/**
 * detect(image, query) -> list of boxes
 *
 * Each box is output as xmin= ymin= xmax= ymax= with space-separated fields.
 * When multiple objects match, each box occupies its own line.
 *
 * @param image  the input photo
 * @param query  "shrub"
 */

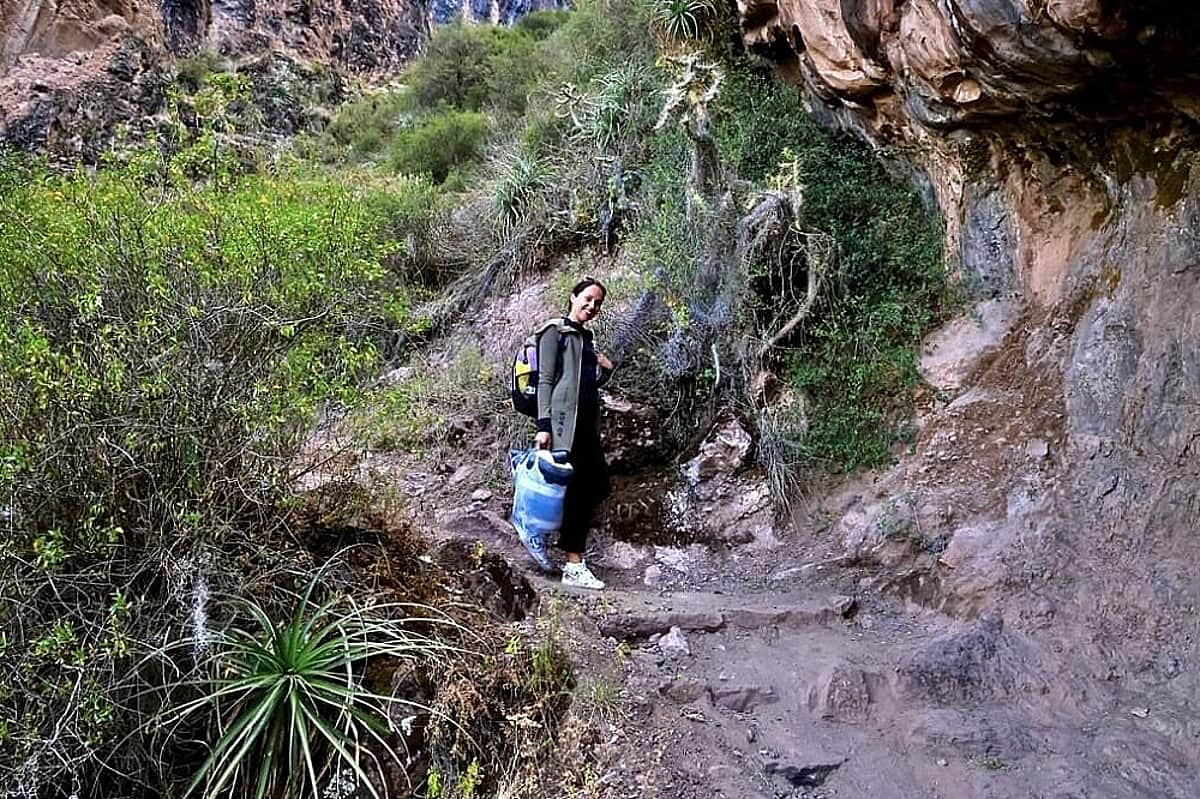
xmin=775 ymin=126 xmax=947 ymax=471
xmin=315 ymin=91 xmax=410 ymax=161
xmin=545 ymin=0 xmax=659 ymax=85
xmin=620 ymin=57 xmax=948 ymax=473
xmin=402 ymin=23 xmax=543 ymax=116
xmin=175 ymin=50 xmax=232 ymax=94
xmin=514 ymin=9 xmax=570 ymax=39
xmin=0 ymin=152 xmax=437 ymax=796
xmin=389 ymin=109 xmax=491 ymax=184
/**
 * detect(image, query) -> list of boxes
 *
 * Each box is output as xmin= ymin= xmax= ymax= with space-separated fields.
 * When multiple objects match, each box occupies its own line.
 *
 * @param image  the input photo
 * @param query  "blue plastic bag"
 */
xmin=510 ymin=448 xmax=573 ymax=571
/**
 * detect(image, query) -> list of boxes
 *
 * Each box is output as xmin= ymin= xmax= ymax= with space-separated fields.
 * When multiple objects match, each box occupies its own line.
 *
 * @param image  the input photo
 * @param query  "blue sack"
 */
xmin=510 ymin=448 xmax=573 ymax=572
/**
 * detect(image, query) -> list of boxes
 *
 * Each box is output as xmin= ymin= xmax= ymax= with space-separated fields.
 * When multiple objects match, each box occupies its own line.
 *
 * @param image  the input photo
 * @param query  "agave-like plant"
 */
xmin=162 ymin=581 xmax=467 ymax=799
xmin=651 ymin=0 xmax=718 ymax=43
xmin=554 ymin=66 xmax=652 ymax=154
xmin=489 ymin=152 xmax=552 ymax=236
xmin=588 ymin=66 xmax=651 ymax=152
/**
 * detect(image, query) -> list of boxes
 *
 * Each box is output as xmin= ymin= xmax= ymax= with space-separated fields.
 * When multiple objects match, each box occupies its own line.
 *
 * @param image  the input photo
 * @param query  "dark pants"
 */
xmin=557 ymin=407 xmax=610 ymax=555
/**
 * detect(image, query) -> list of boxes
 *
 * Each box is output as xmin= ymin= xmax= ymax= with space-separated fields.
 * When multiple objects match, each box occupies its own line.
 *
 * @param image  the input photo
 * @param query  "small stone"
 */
xmin=659 ymin=676 xmax=706 ymax=703
xmin=1130 ymin=707 xmax=1150 ymax=718
xmin=605 ymin=540 xmax=644 ymax=570
xmin=470 ymin=488 xmax=492 ymax=502
xmin=937 ymin=758 xmax=949 ymax=767
xmin=770 ymin=566 xmax=806 ymax=583
xmin=381 ymin=365 xmax=415 ymax=385
xmin=828 ymin=594 xmax=857 ymax=617
xmin=643 ymin=564 xmax=664 ymax=587
xmin=658 ymin=626 xmax=691 ymax=658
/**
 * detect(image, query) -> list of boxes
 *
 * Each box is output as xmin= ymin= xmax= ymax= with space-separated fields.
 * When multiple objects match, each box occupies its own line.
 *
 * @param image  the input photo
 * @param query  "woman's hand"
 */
xmin=596 ymin=351 xmax=614 ymax=371
xmin=535 ymin=431 xmax=552 ymax=450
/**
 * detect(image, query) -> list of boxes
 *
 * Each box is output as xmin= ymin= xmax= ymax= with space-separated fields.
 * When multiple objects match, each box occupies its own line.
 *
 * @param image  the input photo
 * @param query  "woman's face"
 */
xmin=569 ymin=284 xmax=605 ymax=324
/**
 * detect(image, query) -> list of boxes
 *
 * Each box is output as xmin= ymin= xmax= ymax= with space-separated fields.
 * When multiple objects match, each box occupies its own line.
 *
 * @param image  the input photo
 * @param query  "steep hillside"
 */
xmin=0 ymin=0 xmax=429 ymax=160
xmin=0 ymin=0 xmax=428 ymax=70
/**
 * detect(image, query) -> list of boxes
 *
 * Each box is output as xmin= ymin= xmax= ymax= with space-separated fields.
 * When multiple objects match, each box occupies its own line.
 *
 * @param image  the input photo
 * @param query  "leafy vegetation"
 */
xmin=389 ymin=109 xmax=492 ymax=185
xmin=649 ymin=0 xmax=720 ymax=43
xmin=402 ymin=22 xmax=547 ymax=115
xmin=164 ymin=583 xmax=464 ymax=799
xmin=0 ymin=140 xmax=440 ymax=792
xmin=778 ymin=130 xmax=946 ymax=470
xmin=623 ymin=59 xmax=949 ymax=472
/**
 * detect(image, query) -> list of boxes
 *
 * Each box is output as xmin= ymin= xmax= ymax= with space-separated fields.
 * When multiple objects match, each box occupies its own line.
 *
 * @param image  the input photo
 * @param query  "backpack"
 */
xmin=510 ymin=320 xmax=562 ymax=417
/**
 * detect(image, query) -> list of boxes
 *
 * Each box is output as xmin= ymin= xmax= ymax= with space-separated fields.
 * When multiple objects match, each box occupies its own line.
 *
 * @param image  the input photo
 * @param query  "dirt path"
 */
xmin=431 ymin=498 xmax=1197 ymax=799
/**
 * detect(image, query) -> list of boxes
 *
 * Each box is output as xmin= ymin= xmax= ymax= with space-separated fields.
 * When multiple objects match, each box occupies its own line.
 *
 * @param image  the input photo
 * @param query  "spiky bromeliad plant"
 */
xmin=650 ymin=0 xmax=718 ymax=43
xmin=163 ymin=582 xmax=466 ymax=799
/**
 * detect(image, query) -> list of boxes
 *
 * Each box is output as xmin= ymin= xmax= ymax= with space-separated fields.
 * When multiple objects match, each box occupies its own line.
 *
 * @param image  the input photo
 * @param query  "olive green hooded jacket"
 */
xmin=535 ymin=318 xmax=613 ymax=454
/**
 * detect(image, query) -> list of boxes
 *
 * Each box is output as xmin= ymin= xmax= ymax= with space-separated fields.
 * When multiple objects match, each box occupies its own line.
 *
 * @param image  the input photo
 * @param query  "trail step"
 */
xmin=597 ymin=591 xmax=857 ymax=640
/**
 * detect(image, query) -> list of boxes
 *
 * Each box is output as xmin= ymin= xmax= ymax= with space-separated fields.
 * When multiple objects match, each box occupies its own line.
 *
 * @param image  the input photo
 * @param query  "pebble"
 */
xmin=658 ymin=626 xmax=691 ymax=658
xmin=643 ymin=564 xmax=664 ymax=586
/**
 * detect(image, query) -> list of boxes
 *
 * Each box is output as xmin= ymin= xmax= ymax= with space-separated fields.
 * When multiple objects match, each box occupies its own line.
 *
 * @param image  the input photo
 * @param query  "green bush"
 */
xmin=623 ymin=58 xmax=948 ymax=472
xmin=314 ymin=90 xmax=409 ymax=160
xmin=544 ymin=0 xmax=659 ymax=85
xmin=174 ymin=50 xmax=231 ymax=94
xmin=514 ymin=9 xmax=570 ymax=40
xmin=0 ymin=151 xmax=439 ymax=796
xmin=402 ymin=23 xmax=542 ymax=115
xmin=777 ymin=126 xmax=947 ymax=471
xmin=716 ymin=65 xmax=818 ymax=183
xmin=389 ymin=109 xmax=491 ymax=184
xmin=713 ymin=64 xmax=947 ymax=472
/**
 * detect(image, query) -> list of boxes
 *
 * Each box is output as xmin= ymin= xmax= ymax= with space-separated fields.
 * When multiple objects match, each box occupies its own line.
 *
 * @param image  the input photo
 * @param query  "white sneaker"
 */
xmin=561 ymin=561 xmax=606 ymax=590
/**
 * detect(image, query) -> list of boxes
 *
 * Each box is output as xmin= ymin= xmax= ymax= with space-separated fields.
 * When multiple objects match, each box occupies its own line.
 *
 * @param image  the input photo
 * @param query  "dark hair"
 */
xmin=570 ymin=275 xmax=607 ymax=300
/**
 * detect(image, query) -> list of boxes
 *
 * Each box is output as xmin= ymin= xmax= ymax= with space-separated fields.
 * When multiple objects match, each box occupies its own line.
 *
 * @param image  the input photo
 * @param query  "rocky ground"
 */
xmin=296 ymin=273 xmax=1199 ymax=799
xmin=425 ymin=494 xmax=1195 ymax=799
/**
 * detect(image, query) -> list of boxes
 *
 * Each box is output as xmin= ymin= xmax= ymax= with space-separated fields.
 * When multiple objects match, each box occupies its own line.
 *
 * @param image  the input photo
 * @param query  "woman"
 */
xmin=534 ymin=277 xmax=614 ymax=590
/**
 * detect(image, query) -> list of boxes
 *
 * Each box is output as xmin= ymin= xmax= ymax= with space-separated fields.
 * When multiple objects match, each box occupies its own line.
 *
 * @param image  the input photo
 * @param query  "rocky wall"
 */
xmin=741 ymin=0 xmax=1200 ymax=697
xmin=0 ymin=0 xmax=430 ymax=160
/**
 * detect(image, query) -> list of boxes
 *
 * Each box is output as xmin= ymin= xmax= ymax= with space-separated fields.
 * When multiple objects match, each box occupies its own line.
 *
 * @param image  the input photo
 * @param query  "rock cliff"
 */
xmin=427 ymin=0 xmax=568 ymax=26
xmin=0 ymin=0 xmax=429 ymax=160
xmin=741 ymin=2 xmax=1200 ymax=792
xmin=0 ymin=0 xmax=428 ymax=72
